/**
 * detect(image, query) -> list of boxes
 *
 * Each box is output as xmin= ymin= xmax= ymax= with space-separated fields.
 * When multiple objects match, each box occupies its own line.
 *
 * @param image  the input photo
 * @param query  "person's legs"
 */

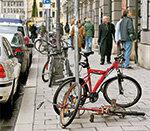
xmin=85 ymin=36 xmax=89 ymax=51
xmin=117 ymin=41 xmax=121 ymax=56
xmin=89 ymin=37 xmax=93 ymax=51
xmin=100 ymin=54 xmax=105 ymax=65
xmin=107 ymin=55 xmax=111 ymax=63
xmin=123 ymin=41 xmax=132 ymax=68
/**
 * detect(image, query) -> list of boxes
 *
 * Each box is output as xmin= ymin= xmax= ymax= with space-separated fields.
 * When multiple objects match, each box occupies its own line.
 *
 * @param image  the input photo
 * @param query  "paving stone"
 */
xmin=34 ymin=124 xmax=57 ymax=130
xmin=71 ymin=127 xmax=97 ymax=131
xmin=122 ymin=126 xmax=148 ymax=131
xmin=96 ymin=126 xmax=123 ymax=131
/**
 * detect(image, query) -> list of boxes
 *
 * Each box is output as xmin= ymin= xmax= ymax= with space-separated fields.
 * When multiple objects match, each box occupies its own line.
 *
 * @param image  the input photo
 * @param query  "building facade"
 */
xmin=0 ymin=0 xmax=26 ymax=20
xmin=62 ymin=0 xmax=150 ymax=69
xmin=139 ymin=0 xmax=150 ymax=69
xmin=26 ymin=0 xmax=56 ymax=29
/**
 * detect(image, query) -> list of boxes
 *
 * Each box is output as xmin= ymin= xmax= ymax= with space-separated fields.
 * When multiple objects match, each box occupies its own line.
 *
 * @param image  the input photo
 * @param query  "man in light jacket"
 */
xmin=115 ymin=18 xmax=122 ymax=55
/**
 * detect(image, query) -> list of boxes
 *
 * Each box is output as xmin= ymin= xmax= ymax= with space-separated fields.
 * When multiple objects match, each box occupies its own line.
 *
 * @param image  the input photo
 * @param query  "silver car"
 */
xmin=0 ymin=24 xmax=31 ymax=75
xmin=0 ymin=35 xmax=21 ymax=118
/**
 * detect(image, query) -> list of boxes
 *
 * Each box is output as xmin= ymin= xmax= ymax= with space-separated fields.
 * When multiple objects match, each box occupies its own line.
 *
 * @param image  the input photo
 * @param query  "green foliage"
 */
xmin=32 ymin=0 xmax=38 ymax=17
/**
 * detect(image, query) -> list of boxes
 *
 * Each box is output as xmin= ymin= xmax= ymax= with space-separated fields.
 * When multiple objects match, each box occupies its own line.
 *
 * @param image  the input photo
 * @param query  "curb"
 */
xmin=14 ymin=53 xmax=39 ymax=131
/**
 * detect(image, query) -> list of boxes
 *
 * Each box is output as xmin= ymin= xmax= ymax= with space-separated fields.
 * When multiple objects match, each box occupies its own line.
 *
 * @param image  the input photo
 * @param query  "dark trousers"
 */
xmin=101 ymin=55 xmax=111 ymax=63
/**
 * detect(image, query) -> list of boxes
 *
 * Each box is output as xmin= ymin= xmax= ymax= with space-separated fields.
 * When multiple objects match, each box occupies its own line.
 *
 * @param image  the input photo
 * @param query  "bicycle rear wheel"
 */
xmin=103 ymin=76 xmax=142 ymax=108
xmin=42 ymin=60 xmax=50 ymax=82
xmin=34 ymin=39 xmax=48 ymax=55
xmin=60 ymin=83 xmax=81 ymax=128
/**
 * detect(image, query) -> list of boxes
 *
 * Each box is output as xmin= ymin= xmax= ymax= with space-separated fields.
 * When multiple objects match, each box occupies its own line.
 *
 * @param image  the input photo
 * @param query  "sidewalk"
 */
xmin=14 ymin=49 xmax=150 ymax=131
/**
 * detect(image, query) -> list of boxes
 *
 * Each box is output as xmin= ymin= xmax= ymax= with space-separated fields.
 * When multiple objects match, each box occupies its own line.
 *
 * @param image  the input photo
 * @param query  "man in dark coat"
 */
xmin=98 ymin=16 xmax=115 ymax=65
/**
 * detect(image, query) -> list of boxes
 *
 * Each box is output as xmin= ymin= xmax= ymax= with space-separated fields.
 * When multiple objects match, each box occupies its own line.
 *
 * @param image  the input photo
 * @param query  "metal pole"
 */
xmin=135 ymin=0 xmax=138 ymax=64
xmin=46 ymin=9 xmax=50 ymax=41
xmin=74 ymin=0 xmax=80 ymax=118
xmin=56 ymin=0 xmax=61 ymax=51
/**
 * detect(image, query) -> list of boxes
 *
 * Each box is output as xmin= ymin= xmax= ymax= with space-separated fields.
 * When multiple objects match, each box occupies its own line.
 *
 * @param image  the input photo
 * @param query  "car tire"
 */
xmin=2 ymin=80 xmax=15 ymax=119
xmin=3 ymin=94 xmax=14 ymax=119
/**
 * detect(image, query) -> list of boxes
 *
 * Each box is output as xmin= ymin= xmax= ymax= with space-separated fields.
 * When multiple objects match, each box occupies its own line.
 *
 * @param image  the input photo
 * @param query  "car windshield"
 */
xmin=11 ymin=33 xmax=23 ymax=46
xmin=0 ymin=25 xmax=24 ymax=36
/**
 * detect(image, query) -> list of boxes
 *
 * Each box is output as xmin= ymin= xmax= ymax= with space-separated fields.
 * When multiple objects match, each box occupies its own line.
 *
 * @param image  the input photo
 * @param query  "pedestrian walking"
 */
xmin=40 ymin=23 xmax=47 ymax=37
xmin=98 ymin=16 xmax=115 ymax=65
xmin=70 ymin=18 xmax=75 ymax=48
xmin=120 ymin=10 xmax=135 ymax=69
xmin=115 ymin=17 xmax=123 ymax=55
xmin=70 ymin=19 xmax=86 ymax=61
xmin=64 ymin=22 xmax=70 ymax=34
xmin=84 ymin=18 xmax=94 ymax=52
xmin=78 ymin=20 xmax=86 ymax=59
xmin=29 ymin=24 xmax=37 ymax=42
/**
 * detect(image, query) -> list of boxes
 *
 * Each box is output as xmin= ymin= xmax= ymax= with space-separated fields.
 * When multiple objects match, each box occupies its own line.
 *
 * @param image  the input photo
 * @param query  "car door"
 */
xmin=2 ymin=37 xmax=21 ymax=93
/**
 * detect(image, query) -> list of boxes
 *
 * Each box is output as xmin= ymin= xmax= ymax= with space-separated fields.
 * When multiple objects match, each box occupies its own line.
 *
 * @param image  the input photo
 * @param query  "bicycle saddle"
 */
xmin=82 ymin=51 xmax=94 ymax=57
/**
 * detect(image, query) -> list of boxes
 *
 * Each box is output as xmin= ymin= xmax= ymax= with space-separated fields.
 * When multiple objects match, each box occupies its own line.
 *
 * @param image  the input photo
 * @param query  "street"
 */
xmin=0 ymin=76 xmax=27 ymax=131
xmin=12 ymin=49 xmax=150 ymax=131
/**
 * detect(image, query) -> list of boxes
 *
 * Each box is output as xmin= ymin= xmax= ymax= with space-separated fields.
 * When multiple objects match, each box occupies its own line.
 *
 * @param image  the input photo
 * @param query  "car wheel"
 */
xmin=2 ymin=80 xmax=15 ymax=119
xmin=3 ymin=94 xmax=14 ymax=119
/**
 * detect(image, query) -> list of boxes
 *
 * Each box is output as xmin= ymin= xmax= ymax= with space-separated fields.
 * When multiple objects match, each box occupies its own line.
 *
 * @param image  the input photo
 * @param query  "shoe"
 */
xmin=107 ymin=61 xmax=112 ymax=64
xmin=100 ymin=62 xmax=104 ymax=65
xmin=125 ymin=66 xmax=133 ymax=69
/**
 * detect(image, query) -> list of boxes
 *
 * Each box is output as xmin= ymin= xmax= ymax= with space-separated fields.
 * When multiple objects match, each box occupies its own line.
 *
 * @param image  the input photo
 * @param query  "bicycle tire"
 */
xmin=42 ymin=60 xmax=50 ymax=82
xmin=34 ymin=39 xmax=47 ymax=55
xmin=60 ymin=82 xmax=81 ymax=128
xmin=110 ymin=110 xmax=145 ymax=116
xmin=49 ymin=56 xmax=54 ymax=87
xmin=53 ymin=77 xmax=88 ymax=115
xmin=103 ymin=75 xmax=142 ymax=108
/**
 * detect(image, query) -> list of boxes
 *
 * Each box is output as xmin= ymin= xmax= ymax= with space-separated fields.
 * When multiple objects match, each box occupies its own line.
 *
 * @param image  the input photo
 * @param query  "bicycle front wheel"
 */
xmin=34 ymin=39 xmax=48 ymax=55
xmin=53 ymin=77 xmax=88 ymax=115
xmin=60 ymin=83 xmax=81 ymax=128
xmin=49 ymin=56 xmax=54 ymax=87
xmin=103 ymin=76 xmax=142 ymax=108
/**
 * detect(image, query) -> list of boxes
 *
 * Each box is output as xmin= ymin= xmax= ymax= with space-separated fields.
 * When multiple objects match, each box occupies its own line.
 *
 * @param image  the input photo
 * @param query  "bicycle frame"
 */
xmin=82 ymin=60 xmax=120 ymax=93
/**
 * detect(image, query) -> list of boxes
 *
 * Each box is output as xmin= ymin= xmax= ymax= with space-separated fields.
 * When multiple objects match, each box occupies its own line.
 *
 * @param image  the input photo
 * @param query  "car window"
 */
xmin=2 ymin=37 xmax=14 ymax=58
xmin=11 ymin=33 xmax=23 ymax=46
xmin=17 ymin=26 xmax=25 ymax=36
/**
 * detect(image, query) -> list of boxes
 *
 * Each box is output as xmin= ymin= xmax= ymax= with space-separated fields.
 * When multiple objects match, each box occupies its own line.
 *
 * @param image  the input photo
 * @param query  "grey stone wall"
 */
xmin=138 ymin=0 xmax=150 ymax=69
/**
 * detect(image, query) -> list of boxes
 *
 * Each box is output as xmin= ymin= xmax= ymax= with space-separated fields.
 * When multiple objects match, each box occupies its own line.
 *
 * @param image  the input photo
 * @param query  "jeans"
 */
xmin=85 ymin=36 xmax=93 ymax=51
xmin=123 ymin=40 xmax=132 ymax=68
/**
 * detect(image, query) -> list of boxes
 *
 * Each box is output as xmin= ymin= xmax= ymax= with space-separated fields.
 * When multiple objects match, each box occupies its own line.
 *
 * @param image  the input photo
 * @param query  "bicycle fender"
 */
xmin=55 ymin=76 xmax=75 ymax=83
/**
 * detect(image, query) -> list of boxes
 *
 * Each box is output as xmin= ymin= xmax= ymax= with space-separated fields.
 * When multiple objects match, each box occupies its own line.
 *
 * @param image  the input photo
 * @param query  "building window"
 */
xmin=11 ymin=2 xmax=13 ymax=6
xmin=3 ymin=9 xmax=6 ymax=13
xmin=19 ymin=2 xmax=22 ymax=6
xmin=39 ymin=11 xmax=42 ymax=17
xmin=52 ymin=11 xmax=55 ymax=17
xmin=8 ymin=2 xmax=10 ymax=6
xmin=39 ymin=2 xmax=43 ymax=7
xmin=7 ymin=8 xmax=10 ymax=13
xmin=4 ymin=2 xmax=6 ymax=6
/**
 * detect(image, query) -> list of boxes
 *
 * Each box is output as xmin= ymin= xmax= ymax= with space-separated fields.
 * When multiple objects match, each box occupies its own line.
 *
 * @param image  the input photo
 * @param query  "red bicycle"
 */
xmin=53 ymin=49 xmax=142 ymax=128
